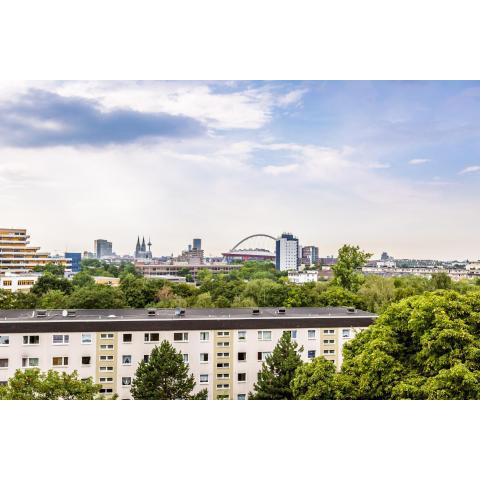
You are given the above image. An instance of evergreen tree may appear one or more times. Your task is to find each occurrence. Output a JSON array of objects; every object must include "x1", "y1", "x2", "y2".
[
  {"x1": 249, "y1": 331, "x2": 304, "y2": 400},
  {"x1": 131, "y1": 341, "x2": 207, "y2": 400}
]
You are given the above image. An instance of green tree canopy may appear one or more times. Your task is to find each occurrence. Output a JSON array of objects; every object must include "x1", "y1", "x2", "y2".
[
  {"x1": 291, "y1": 356, "x2": 337, "y2": 399},
  {"x1": 31, "y1": 272, "x2": 72, "y2": 296},
  {"x1": 249, "y1": 331, "x2": 304, "y2": 400},
  {"x1": 332, "y1": 244, "x2": 372, "y2": 292},
  {"x1": 67, "y1": 284, "x2": 126, "y2": 309},
  {"x1": 130, "y1": 341, "x2": 207, "y2": 400},
  {"x1": 0, "y1": 369, "x2": 101, "y2": 400}
]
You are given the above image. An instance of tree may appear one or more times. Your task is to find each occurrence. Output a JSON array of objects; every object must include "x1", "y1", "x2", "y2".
[
  {"x1": 335, "y1": 290, "x2": 480, "y2": 399},
  {"x1": 130, "y1": 341, "x2": 207, "y2": 399},
  {"x1": 357, "y1": 276, "x2": 396, "y2": 313},
  {"x1": 291, "y1": 356, "x2": 337, "y2": 399},
  {"x1": 67, "y1": 285, "x2": 126, "y2": 309},
  {"x1": 31, "y1": 272, "x2": 72, "y2": 296},
  {"x1": 249, "y1": 332, "x2": 304, "y2": 400},
  {"x1": 0, "y1": 369, "x2": 101, "y2": 399},
  {"x1": 71, "y1": 270, "x2": 95, "y2": 288},
  {"x1": 242, "y1": 279, "x2": 289, "y2": 307},
  {"x1": 430, "y1": 272, "x2": 453, "y2": 290},
  {"x1": 37, "y1": 290, "x2": 68, "y2": 309},
  {"x1": 332, "y1": 245, "x2": 372, "y2": 292},
  {"x1": 33, "y1": 263, "x2": 65, "y2": 276}
]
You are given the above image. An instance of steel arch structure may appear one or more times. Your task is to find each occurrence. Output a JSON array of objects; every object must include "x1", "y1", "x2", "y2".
[{"x1": 230, "y1": 234, "x2": 276, "y2": 251}]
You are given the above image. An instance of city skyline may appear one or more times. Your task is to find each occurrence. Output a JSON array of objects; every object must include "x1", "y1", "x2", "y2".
[{"x1": 1, "y1": 81, "x2": 480, "y2": 260}]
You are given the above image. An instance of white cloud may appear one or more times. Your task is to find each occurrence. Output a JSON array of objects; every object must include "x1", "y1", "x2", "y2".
[
  {"x1": 367, "y1": 162, "x2": 390, "y2": 169},
  {"x1": 275, "y1": 88, "x2": 308, "y2": 107},
  {"x1": 408, "y1": 158, "x2": 431, "y2": 165},
  {"x1": 263, "y1": 163, "x2": 299, "y2": 175},
  {"x1": 459, "y1": 165, "x2": 480, "y2": 175}
]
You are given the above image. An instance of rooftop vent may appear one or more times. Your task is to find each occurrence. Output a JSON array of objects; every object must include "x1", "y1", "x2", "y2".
[
  {"x1": 252, "y1": 308, "x2": 260, "y2": 316},
  {"x1": 67, "y1": 309, "x2": 77, "y2": 317},
  {"x1": 277, "y1": 307, "x2": 286, "y2": 315},
  {"x1": 36, "y1": 310, "x2": 47, "y2": 317},
  {"x1": 147, "y1": 309, "x2": 156, "y2": 317},
  {"x1": 175, "y1": 308, "x2": 186, "y2": 317},
  {"x1": 346, "y1": 307, "x2": 356, "y2": 314}
]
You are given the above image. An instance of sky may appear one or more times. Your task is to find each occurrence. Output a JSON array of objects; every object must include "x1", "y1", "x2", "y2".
[{"x1": 1, "y1": 80, "x2": 480, "y2": 260}]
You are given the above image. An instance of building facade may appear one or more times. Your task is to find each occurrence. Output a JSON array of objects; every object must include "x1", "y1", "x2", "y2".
[
  {"x1": 0, "y1": 228, "x2": 70, "y2": 274},
  {"x1": 0, "y1": 307, "x2": 375, "y2": 399},
  {"x1": 0, "y1": 272, "x2": 41, "y2": 292},
  {"x1": 65, "y1": 252, "x2": 82, "y2": 273},
  {"x1": 302, "y1": 246, "x2": 319, "y2": 266},
  {"x1": 275, "y1": 233, "x2": 300, "y2": 271},
  {"x1": 94, "y1": 239, "x2": 113, "y2": 259},
  {"x1": 288, "y1": 271, "x2": 319, "y2": 284}
]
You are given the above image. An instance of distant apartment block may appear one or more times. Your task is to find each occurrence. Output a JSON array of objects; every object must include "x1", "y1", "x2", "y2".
[
  {"x1": 65, "y1": 252, "x2": 82, "y2": 273},
  {"x1": 288, "y1": 270, "x2": 319, "y2": 284},
  {"x1": 0, "y1": 307, "x2": 376, "y2": 399},
  {"x1": 0, "y1": 271, "x2": 41, "y2": 292},
  {"x1": 0, "y1": 228, "x2": 71, "y2": 274},
  {"x1": 302, "y1": 245, "x2": 319, "y2": 266}
]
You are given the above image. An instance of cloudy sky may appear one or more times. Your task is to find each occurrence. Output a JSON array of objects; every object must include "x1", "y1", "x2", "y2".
[{"x1": 1, "y1": 80, "x2": 480, "y2": 260}]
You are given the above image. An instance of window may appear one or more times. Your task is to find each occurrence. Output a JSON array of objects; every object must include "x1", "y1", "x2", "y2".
[
  {"x1": 217, "y1": 331, "x2": 230, "y2": 337},
  {"x1": 144, "y1": 333, "x2": 159, "y2": 342},
  {"x1": 284, "y1": 330, "x2": 297, "y2": 339},
  {"x1": 216, "y1": 352, "x2": 230, "y2": 358},
  {"x1": 100, "y1": 366, "x2": 114, "y2": 371},
  {"x1": 216, "y1": 341, "x2": 230, "y2": 347},
  {"x1": 99, "y1": 377, "x2": 113, "y2": 383},
  {"x1": 308, "y1": 350, "x2": 316, "y2": 359},
  {"x1": 23, "y1": 335, "x2": 39, "y2": 345},
  {"x1": 217, "y1": 373, "x2": 230, "y2": 379},
  {"x1": 258, "y1": 330, "x2": 272, "y2": 341},
  {"x1": 216, "y1": 384, "x2": 230, "y2": 390},
  {"x1": 100, "y1": 344, "x2": 114, "y2": 350},
  {"x1": 81, "y1": 333, "x2": 92, "y2": 344},
  {"x1": 342, "y1": 329, "x2": 351, "y2": 338},
  {"x1": 200, "y1": 374, "x2": 209, "y2": 384},
  {"x1": 200, "y1": 353, "x2": 209, "y2": 363},
  {"x1": 123, "y1": 333, "x2": 132, "y2": 343},
  {"x1": 217, "y1": 394, "x2": 229, "y2": 400},
  {"x1": 238, "y1": 331, "x2": 246, "y2": 341},
  {"x1": 174, "y1": 332, "x2": 188, "y2": 342},
  {"x1": 22, "y1": 357, "x2": 39, "y2": 367},
  {"x1": 81, "y1": 356, "x2": 91, "y2": 365},
  {"x1": 238, "y1": 352, "x2": 246, "y2": 361},
  {"x1": 183, "y1": 354, "x2": 189, "y2": 363},
  {"x1": 122, "y1": 377, "x2": 132, "y2": 386},
  {"x1": 237, "y1": 394, "x2": 246, "y2": 400},
  {"x1": 323, "y1": 329, "x2": 335, "y2": 335},
  {"x1": 308, "y1": 330, "x2": 316, "y2": 339},
  {"x1": 143, "y1": 355, "x2": 150, "y2": 362},
  {"x1": 100, "y1": 355, "x2": 114, "y2": 361},
  {"x1": 122, "y1": 355, "x2": 132, "y2": 365},
  {"x1": 323, "y1": 349, "x2": 335, "y2": 355},
  {"x1": 323, "y1": 339, "x2": 335, "y2": 344},
  {"x1": 52, "y1": 356, "x2": 68, "y2": 366},
  {"x1": 200, "y1": 331, "x2": 209, "y2": 342},
  {"x1": 99, "y1": 388, "x2": 113, "y2": 394},
  {"x1": 52, "y1": 334, "x2": 69, "y2": 345},
  {"x1": 100, "y1": 333, "x2": 114, "y2": 339},
  {"x1": 0, "y1": 358, "x2": 8, "y2": 368},
  {"x1": 257, "y1": 352, "x2": 271, "y2": 361},
  {"x1": 237, "y1": 373, "x2": 246, "y2": 382},
  {"x1": 0, "y1": 336, "x2": 10, "y2": 346},
  {"x1": 216, "y1": 362, "x2": 230, "y2": 369}
]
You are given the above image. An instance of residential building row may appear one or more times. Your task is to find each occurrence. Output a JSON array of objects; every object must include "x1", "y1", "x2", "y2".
[{"x1": 0, "y1": 307, "x2": 376, "y2": 399}]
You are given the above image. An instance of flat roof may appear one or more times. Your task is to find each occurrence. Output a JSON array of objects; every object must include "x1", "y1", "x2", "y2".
[{"x1": 0, "y1": 307, "x2": 375, "y2": 322}]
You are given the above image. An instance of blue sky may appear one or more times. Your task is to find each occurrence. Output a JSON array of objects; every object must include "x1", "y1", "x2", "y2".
[{"x1": 0, "y1": 81, "x2": 479, "y2": 259}]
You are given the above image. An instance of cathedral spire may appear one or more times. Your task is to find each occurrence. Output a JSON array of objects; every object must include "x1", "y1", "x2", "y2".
[{"x1": 141, "y1": 236, "x2": 146, "y2": 252}]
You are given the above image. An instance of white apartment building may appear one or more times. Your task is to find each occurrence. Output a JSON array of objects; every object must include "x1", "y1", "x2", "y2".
[
  {"x1": 276, "y1": 233, "x2": 300, "y2": 272},
  {"x1": 0, "y1": 307, "x2": 376, "y2": 399},
  {"x1": 288, "y1": 271, "x2": 319, "y2": 284},
  {"x1": 0, "y1": 271, "x2": 41, "y2": 292}
]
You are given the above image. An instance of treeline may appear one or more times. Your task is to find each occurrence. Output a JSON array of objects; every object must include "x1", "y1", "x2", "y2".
[{"x1": 1, "y1": 245, "x2": 480, "y2": 312}]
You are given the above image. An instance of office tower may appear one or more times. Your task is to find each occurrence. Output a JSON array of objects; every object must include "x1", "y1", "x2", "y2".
[
  {"x1": 193, "y1": 238, "x2": 202, "y2": 250},
  {"x1": 65, "y1": 252, "x2": 82, "y2": 273},
  {"x1": 302, "y1": 246, "x2": 319, "y2": 266},
  {"x1": 275, "y1": 233, "x2": 300, "y2": 271},
  {"x1": 94, "y1": 239, "x2": 113, "y2": 259}
]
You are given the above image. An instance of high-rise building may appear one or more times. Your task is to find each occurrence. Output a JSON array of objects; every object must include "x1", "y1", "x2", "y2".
[
  {"x1": 193, "y1": 238, "x2": 202, "y2": 250},
  {"x1": 0, "y1": 228, "x2": 70, "y2": 274},
  {"x1": 94, "y1": 239, "x2": 113, "y2": 259},
  {"x1": 275, "y1": 233, "x2": 300, "y2": 271},
  {"x1": 65, "y1": 252, "x2": 82, "y2": 273},
  {"x1": 134, "y1": 236, "x2": 152, "y2": 260},
  {"x1": 302, "y1": 246, "x2": 319, "y2": 266}
]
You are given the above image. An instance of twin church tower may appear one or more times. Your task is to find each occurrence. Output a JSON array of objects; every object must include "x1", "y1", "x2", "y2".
[{"x1": 134, "y1": 236, "x2": 152, "y2": 260}]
